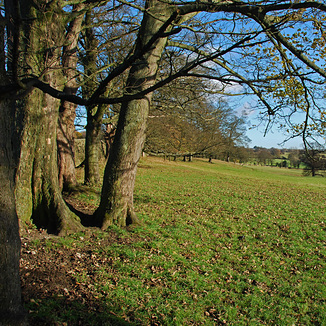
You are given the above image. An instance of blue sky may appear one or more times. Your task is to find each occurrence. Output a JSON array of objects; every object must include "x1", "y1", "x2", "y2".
[
  {"x1": 242, "y1": 104, "x2": 325, "y2": 149},
  {"x1": 234, "y1": 96, "x2": 305, "y2": 149},
  {"x1": 246, "y1": 125, "x2": 303, "y2": 149}
]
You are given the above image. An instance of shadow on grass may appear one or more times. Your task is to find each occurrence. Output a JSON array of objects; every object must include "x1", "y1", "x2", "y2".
[
  {"x1": 21, "y1": 229, "x2": 142, "y2": 326},
  {"x1": 23, "y1": 269, "x2": 140, "y2": 326},
  {"x1": 26, "y1": 296, "x2": 140, "y2": 326}
]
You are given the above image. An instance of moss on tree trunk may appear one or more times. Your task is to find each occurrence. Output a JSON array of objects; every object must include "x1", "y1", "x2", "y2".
[
  {"x1": 95, "y1": 99, "x2": 148, "y2": 228},
  {"x1": 16, "y1": 89, "x2": 83, "y2": 235},
  {"x1": 1, "y1": 6, "x2": 27, "y2": 322},
  {"x1": 14, "y1": 0, "x2": 83, "y2": 235}
]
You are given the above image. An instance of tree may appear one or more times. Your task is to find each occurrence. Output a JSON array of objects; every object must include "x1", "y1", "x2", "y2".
[
  {"x1": 94, "y1": 0, "x2": 178, "y2": 228},
  {"x1": 82, "y1": 9, "x2": 104, "y2": 185},
  {"x1": 0, "y1": 99, "x2": 27, "y2": 326},
  {"x1": 270, "y1": 148, "x2": 281, "y2": 159},
  {"x1": 234, "y1": 146, "x2": 252, "y2": 164},
  {"x1": 288, "y1": 150, "x2": 301, "y2": 168},
  {"x1": 11, "y1": 0, "x2": 83, "y2": 234},
  {"x1": 57, "y1": 3, "x2": 85, "y2": 191},
  {"x1": 146, "y1": 76, "x2": 228, "y2": 158},
  {"x1": 257, "y1": 148, "x2": 273, "y2": 165},
  {"x1": 81, "y1": 5, "x2": 136, "y2": 185},
  {"x1": 242, "y1": 5, "x2": 326, "y2": 148},
  {"x1": 220, "y1": 114, "x2": 250, "y2": 162},
  {"x1": 0, "y1": 3, "x2": 26, "y2": 324},
  {"x1": 301, "y1": 144, "x2": 326, "y2": 176}
]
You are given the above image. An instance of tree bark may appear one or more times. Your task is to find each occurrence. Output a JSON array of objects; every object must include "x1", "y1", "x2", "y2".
[
  {"x1": 16, "y1": 89, "x2": 83, "y2": 235},
  {"x1": 58, "y1": 99, "x2": 78, "y2": 191},
  {"x1": 82, "y1": 11, "x2": 106, "y2": 186},
  {"x1": 0, "y1": 100, "x2": 27, "y2": 326},
  {"x1": 95, "y1": 0, "x2": 175, "y2": 229},
  {"x1": 57, "y1": 4, "x2": 85, "y2": 191},
  {"x1": 14, "y1": 0, "x2": 83, "y2": 235},
  {"x1": 0, "y1": 6, "x2": 27, "y2": 320},
  {"x1": 103, "y1": 123, "x2": 116, "y2": 159},
  {"x1": 84, "y1": 105, "x2": 104, "y2": 185}
]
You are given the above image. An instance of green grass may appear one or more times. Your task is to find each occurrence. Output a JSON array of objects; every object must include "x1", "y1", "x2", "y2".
[{"x1": 25, "y1": 157, "x2": 326, "y2": 325}]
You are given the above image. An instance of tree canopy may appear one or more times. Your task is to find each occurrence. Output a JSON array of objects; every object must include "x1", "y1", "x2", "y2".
[{"x1": 3, "y1": 0, "x2": 326, "y2": 145}]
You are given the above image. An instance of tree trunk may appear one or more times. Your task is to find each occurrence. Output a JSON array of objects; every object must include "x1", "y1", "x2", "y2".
[
  {"x1": 16, "y1": 89, "x2": 83, "y2": 235},
  {"x1": 82, "y1": 11, "x2": 107, "y2": 186},
  {"x1": 103, "y1": 123, "x2": 116, "y2": 159},
  {"x1": 0, "y1": 7, "x2": 27, "y2": 319},
  {"x1": 0, "y1": 100, "x2": 27, "y2": 326},
  {"x1": 15, "y1": 0, "x2": 83, "y2": 235},
  {"x1": 84, "y1": 106, "x2": 103, "y2": 185},
  {"x1": 95, "y1": 0, "x2": 174, "y2": 229},
  {"x1": 57, "y1": 4, "x2": 85, "y2": 191},
  {"x1": 58, "y1": 99, "x2": 78, "y2": 191}
]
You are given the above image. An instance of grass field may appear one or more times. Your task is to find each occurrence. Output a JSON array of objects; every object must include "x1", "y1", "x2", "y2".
[{"x1": 22, "y1": 157, "x2": 326, "y2": 325}]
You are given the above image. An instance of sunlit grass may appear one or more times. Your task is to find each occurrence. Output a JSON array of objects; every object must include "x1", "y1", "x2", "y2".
[
  {"x1": 26, "y1": 157, "x2": 326, "y2": 325},
  {"x1": 129, "y1": 157, "x2": 326, "y2": 324}
]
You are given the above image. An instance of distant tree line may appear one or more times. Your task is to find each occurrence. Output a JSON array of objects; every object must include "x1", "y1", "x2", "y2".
[{"x1": 215, "y1": 146, "x2": 326, "y2": 177}]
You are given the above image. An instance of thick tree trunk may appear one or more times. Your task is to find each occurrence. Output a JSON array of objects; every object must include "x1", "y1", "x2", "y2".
[
  {"x1": 95, "y1": 98, "x2": 148, "y2": 229},
  {"x1": 16, "y1": 89, "x2": 83, "y2": 235},
  {"x1": 15, "y1": 0, "x2": 83, "y2": 235},
  {"x1": 1, "y1": 5, "x2": 27, "y2": 324},
  {"x1": 0, "y1": 101, "x2": 27, "y2": 326},
  {"x1": 95, "y1": 1, "x2": 174, "y2": 229},
  {"x1": 57, "y1": 4, "x2": 85, "y2": 191}
]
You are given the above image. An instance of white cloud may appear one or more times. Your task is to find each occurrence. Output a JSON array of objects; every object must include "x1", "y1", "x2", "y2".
[{"x1": 236, "y1": 101, "x2": 255, "y2": 117}]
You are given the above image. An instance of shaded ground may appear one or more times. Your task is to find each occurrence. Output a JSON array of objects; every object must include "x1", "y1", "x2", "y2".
[
  {"x1": 63, "y1": 187, "x2": 100, "y2": 226},
  {"x1": 19, "y1": 195, "x2": 139, "y2": 326}
]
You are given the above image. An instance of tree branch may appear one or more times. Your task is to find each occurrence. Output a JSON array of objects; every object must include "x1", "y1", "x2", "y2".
[
  {"x1": 167, "y1": 40, "x2": 276, "y2": 115},
  {"x1": 178, "y1": 1, "x2": 326, "y2": 18},
  {"x1": 87, "y1": 9, "x2": 180, "y2": 104},
  {"x1": 257, "y1": 15, "x2": 326, "y2": 79}
]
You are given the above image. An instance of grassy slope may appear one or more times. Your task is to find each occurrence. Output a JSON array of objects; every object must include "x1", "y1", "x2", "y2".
[{"x1": 25, "y1": 157, "x2": 326, "y2": 325}]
